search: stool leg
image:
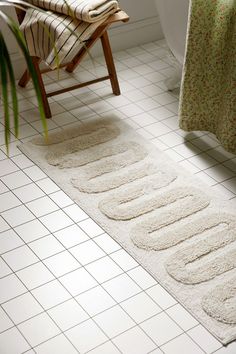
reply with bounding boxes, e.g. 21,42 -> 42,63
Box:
32,57 -> 52,119
18,69 -> 31,88
100,31 -> 120,95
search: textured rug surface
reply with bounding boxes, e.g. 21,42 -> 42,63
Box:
19,117 -> 236,345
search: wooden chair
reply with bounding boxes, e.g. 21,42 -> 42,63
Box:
16,9 -> 129,118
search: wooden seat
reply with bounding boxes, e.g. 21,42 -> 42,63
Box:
16,9 -> 129,118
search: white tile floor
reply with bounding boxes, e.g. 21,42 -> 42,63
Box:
0,39 -> 235,354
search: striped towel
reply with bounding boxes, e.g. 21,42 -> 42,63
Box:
20,0 -> 119,68
27,0 -> 119,23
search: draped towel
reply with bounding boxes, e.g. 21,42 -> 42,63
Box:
179,0 -> 236,154
20,0 -> 119,68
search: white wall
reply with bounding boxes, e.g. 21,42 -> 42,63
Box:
0,1 -> 163,78
103,0 -> 163,52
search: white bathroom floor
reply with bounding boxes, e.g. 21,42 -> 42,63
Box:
0,39 -> 235,354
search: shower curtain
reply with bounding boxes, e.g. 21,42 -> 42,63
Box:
179,0 -> 236,154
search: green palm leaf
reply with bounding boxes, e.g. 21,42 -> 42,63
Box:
0,33 -> 10,153
0,9 -> 48,146
0,31 -> 19,139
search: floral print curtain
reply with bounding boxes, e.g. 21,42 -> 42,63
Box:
179,0 -> 236,153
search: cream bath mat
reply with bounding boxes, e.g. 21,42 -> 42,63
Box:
19,117 -> 236,345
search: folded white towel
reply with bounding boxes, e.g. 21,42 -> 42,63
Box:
27,0 -> 119,23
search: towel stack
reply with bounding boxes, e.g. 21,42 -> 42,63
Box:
20,0 -> 119,68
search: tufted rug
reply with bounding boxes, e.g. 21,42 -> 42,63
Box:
19,116 -> 236,345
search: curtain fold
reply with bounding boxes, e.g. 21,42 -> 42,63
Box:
179,0 -> 236,154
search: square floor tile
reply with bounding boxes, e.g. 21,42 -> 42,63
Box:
0,229 -> 24,254
2,205 -> 35,227
29,235 -> 65,260
161,333 -> 204,354
53,224 -> 89,248
205,165 -> 234,183
128,266 -> 157,290
14,183 -> 45,203
146,349 -> 163,354
15,219 -> 49,243
36,178 -> 60,194
23,166 -> 47,181
121,292 -> 162,323
0,307 -> 13,333
145,122 -> 171,137
136,97 -> 161,111
188,325 -> 222,353
140,312 -> 182,346
86,256 -> 123,283
110,249 -> 138,271
146,284 -> 177,309
26,196 -> 59,217
3,292 -> 43,324
35,333 -> 78,354
166,304 -> 198,331
123,89 -> 147,103
0,274 -> 27,304
49,191 -> 73,208
179,160 -> 200,174
94,233 -> 121,254
118,104 -> 143,118
103,274 -> 141,302
0,258 -> 12,278
1,170 -> 31,189
0,192 -> 21,212
70,240 -> 105,265
11,154 -> 33,169
0,181 -> 8,194
0,151 -> 7,161
2,245 -> 39,271
44,251 -> 79,277
0,160 -> 18,177
149,106 -> 174,120
0,217 -> 10,233
48,298 -> 88,331
94,305 -> 135,338
188,153 -> 218,170
159,132 -> 185,148
66,319 -> 108,353
113,326 -> 156,354
153,92 -> 177,105
76,286 -> 115,316
32,279 -> 71,309
131,112 -> 157,127
17,262 -> 55,290
63,204 -> 88,223
78,218 -> 104,238
214,342 -> 236,354
222,177 -> 236,193
88,341 -> 120,354
18,312 -> 60,347
0,327 -> 30,354
60,268 -> 97,296
40,210 -> 73,232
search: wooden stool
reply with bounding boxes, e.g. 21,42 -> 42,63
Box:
16,9 -> 129,118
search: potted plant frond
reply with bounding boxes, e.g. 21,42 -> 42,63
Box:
0,0 -> 51,153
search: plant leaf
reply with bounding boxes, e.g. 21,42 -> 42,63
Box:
0,31 -> 19,138
0,32 -> 10,153
0,10 -> 48,139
